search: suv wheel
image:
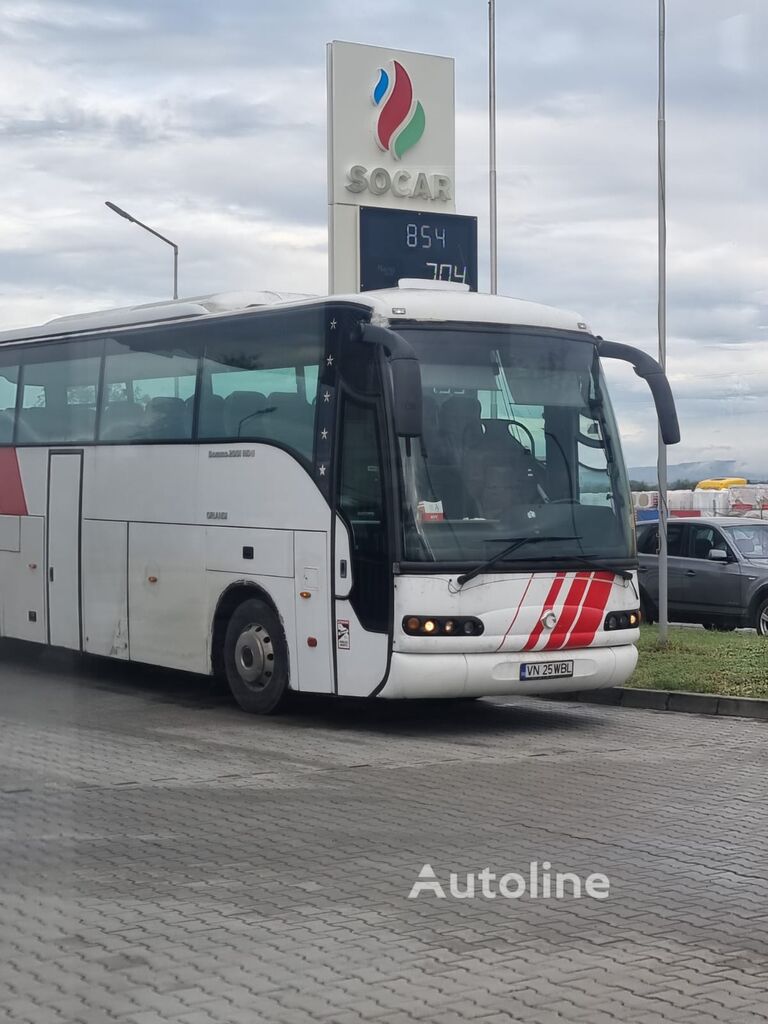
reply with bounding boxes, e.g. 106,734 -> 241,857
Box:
755,598 -> 768,638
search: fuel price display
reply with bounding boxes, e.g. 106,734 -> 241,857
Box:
359,207 -> 478,292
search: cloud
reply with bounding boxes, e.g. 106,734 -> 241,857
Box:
0,0 -> 765,470
0,102 -> 158,142
2,1 -> 147,34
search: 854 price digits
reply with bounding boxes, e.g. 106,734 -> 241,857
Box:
406,223 -> 446,249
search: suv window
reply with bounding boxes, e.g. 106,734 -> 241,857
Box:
668,524 -> 685,556
637,525 -> 658,554
637,523 -> 684,556
687,524 -> 730,561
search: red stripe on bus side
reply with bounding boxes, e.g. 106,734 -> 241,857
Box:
563,572 -> 615,649
542,572 -> 592,651
522,572 -> 567,652
0,449 -> 28,515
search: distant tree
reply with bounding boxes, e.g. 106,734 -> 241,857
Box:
630,478 -> 700,492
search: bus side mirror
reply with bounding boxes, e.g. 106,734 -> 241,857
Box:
360,322 -> 423,438
390,358 -> 423,437
597,339 -> 680,446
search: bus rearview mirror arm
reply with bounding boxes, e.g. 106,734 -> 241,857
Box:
597,339 -> 681,446
360,323 -> 423,438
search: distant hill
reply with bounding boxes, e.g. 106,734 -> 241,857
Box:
629,461 -> 768,486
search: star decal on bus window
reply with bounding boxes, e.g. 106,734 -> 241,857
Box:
323,391 -> 331,402
320,428 -> 328,440
326,354 -> 334,366
329,318 -> 337,330
318,464 -> 327,477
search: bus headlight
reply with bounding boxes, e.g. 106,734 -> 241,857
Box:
402,616 -> 484,636
603,610 -> 640,631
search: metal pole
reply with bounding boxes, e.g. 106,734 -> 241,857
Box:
488,0 -> 498,294
657,0 -> 669,644
105,202 -> 179,301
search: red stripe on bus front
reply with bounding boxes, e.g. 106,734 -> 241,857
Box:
495,573 -> 535,652
522,572 -> 567,652
0,449 -> 28,515
542,572 -> 592,651
563,572 -> 615,648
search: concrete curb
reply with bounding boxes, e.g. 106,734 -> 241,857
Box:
549,687 -> 768,721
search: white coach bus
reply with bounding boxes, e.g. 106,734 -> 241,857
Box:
0,283 -> 678,713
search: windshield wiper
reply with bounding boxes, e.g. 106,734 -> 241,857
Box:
456,536 -> 581,588
527,554 -> 633,581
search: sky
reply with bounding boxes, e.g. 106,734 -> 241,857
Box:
1,0 -> 766,470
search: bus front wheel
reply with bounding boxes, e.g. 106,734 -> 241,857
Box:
223,598 -> 290,714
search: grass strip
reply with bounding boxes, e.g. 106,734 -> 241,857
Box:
630,624 -> 768,697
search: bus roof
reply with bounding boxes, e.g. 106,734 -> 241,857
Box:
0,290 -> 315,344
354,282 -> 592,334
0,282 -> 592,344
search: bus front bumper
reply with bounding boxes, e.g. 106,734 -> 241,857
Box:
378,644 -> 637,700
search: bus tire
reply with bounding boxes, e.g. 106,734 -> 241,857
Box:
223,598 -> 289,714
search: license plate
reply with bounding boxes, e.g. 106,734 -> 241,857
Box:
520,661 -> 574,680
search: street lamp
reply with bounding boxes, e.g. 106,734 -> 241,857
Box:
104,201 -> 179,300
488,0 -> 498,295
657,0 -> 669,644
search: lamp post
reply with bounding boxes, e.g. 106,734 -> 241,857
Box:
657,0 -> 668,644
104,201 -> 179,300
488,0 -> 498,295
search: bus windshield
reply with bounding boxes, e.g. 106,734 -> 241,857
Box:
396,324 -> 635,567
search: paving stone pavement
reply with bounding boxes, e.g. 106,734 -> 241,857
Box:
1,639 -> 767,1024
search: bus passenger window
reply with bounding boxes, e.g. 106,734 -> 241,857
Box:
199,312 -> 324,460
17,345 -> 100,444
0,361 -> 19,444
99,340 -> 197,442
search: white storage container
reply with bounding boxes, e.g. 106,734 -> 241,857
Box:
636,491 -> 659,510
668,490 -> 694,511
693,489 -> 729,514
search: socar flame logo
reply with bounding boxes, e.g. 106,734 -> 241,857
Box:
372,60 -> 426,160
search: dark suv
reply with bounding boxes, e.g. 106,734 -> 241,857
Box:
637,516 -> 768,634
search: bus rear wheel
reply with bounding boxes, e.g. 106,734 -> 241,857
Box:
223,598 -> 289,714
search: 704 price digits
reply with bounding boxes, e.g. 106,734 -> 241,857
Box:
426,262 -> 468,284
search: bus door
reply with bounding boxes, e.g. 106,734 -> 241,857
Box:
294,529 -> 334,694
46,450 -> 83,650
333,393 -> 392,696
